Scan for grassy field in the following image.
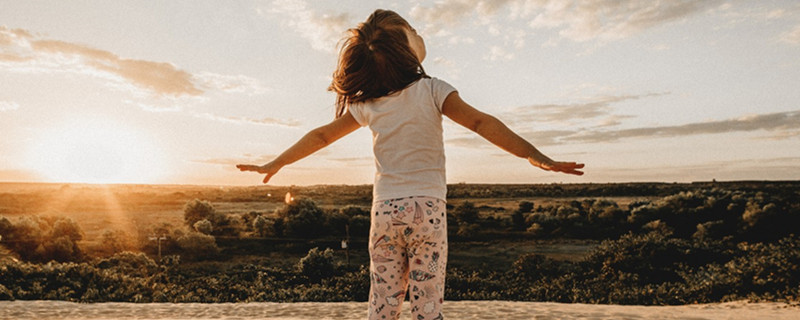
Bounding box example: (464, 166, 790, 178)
(3, 181, 799, 304)
(0, 182, 613, 266)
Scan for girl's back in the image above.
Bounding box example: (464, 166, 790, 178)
(349, 77, 456, 201)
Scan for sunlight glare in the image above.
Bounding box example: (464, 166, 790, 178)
(27, 118, 166, 184)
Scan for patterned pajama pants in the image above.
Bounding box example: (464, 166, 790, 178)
(368, 196, 447, 320)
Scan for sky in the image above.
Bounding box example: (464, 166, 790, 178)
(1, 0, 799, 186)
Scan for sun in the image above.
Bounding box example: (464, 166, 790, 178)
(27, 118, 167, 184)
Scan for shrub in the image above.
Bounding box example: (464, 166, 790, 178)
(518, 201, 534, 213)
(277, 199, 326, 238)
(176, 232, 218, 260)
(512, 253, 575, 281)
(193, 219, 213, 235)
(453, 201, 479, 225)
(252, 215, 275, 237)
(184, 199, 217, 226)
(94, 251, 160, 278)
(297, 247, 335, 282)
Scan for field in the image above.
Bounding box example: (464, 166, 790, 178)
(1, 181, 799, 304)
(0, 182, 632, 265)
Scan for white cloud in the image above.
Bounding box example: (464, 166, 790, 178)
(268, 0, 353, 52)
(527, 0, 716, 42)
(0, 100, 20, 111)
(123, 100, 184, 113)
(410, 0, 516, 34)
(779, 24, 800, 45)
(194, 72, 270, 95)
(411, 0, 719, 43)
(485, 46, 515, 61)
(194, 112, 301, 127)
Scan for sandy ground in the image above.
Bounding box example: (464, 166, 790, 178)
(0, 300, 798, 320)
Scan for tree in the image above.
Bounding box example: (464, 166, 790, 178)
(183, 199, 217, 227)
(252, 215, 275, 237)
(276, 199, 326, 238)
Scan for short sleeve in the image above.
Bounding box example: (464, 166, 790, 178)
(430, 77, 457, 113)
(347, 104, 368, 127)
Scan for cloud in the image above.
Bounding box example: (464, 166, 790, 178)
(1, 26, 267, 98)
(567, 110, 800, 144)
(447, 109, 800, 149)
(0, 100, 20, 112)
(0, 26, 203, 97)
(504, 93, 665, 126)
(447, 129, 574, 149)
(410, 0, 515, 33)
(268, 0, 353, 52)
(484, 46, 515, 61)
(123, 100, 185, 113)
(194, 112, 301, 127)
(779, 24, 800, 45)
(193, 72, 270, 95)
(411, 0, 719, 42)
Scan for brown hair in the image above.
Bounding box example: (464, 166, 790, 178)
(329, 9, 427, 118)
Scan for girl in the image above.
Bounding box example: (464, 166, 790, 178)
(237, 9, 584, 320)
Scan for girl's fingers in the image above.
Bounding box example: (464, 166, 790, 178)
(236, 164, 261, 172)
(551, 162, 585, 175)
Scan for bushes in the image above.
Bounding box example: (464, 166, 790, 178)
(0, 215, 85, 262)
(183, 199, 242, 237)
(520, 188, 798, 242)
(1, 234, 798, 304)
(296, 247, 336, 283)
(94, 251, 160, 278)
(176, 232, 219, 260)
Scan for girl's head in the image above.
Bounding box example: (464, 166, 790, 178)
(329, 9, 427, 118)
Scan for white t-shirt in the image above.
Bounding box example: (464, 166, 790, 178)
(348, 77, 457, 201)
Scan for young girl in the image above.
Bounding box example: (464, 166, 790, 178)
(238, 9, 583, 320)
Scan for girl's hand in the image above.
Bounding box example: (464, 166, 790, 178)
(529, 158, 585, 176)
(236, 162, 281, 184)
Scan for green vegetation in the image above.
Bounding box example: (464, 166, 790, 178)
(0, 181, 798, 304)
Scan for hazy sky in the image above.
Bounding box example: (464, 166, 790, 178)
(1, 0, 799, 186)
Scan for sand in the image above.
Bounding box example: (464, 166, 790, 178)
(0, 300, 797, 320)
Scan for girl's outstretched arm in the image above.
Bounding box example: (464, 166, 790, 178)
(236, 112, 361, 183)
(442, 92, 584, 176)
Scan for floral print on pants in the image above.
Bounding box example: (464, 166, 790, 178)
(368, 196, 447, 320)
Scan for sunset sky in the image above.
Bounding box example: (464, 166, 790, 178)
(1, 0, 799, 186)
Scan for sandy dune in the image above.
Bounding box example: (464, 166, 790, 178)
(0, 300, 797, 320)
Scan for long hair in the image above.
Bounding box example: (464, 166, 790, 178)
(329, 9, 427, 118)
